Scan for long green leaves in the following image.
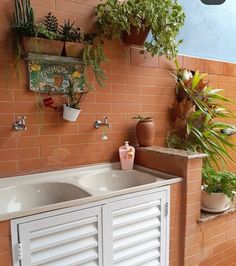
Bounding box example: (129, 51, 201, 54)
(167, 66, 236, 169)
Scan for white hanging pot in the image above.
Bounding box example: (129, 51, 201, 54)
(201, 189, 231, 213)
(63, 104, 81, 122)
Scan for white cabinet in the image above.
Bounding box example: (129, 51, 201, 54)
(12, 207, 103, 266)
(11, 187, 169, 266)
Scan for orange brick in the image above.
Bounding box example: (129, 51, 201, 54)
(0, 252, 12, 266)
(17, 136, 60, 148)
(0, 161, 18, 177)
(0, 221, 10, 237)
(183, 56, 205, 72)
(204, 59, 224, 75)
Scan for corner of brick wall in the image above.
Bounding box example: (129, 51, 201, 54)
(135, 147, 236, 266)
(0, 220, 12, 266)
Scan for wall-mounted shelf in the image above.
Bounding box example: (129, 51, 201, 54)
(25, 53, 83, 65)
(25, 53, 84, 94)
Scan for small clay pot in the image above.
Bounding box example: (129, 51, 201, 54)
(136, 118, 155, 147)
(123, 25, 150, 46)
(64, 42, 84, 58)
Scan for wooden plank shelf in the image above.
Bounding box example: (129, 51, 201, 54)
(25, 53, 83, 65)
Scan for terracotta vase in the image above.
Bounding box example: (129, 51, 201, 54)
(64, 42, 84, 58)
(21, 37, 64, 56)
(123, 25, 150, 46)
(136, 119, 155, 147)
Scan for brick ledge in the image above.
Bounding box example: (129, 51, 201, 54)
(198, 202, 236, 223)
(136, 146, 207, 160)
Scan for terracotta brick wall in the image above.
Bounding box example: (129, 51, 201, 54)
(1, 0, 236, 178)
(1, 1, 236, 264)
(136, 148, 236, 266)
(0, 221, 12, 266)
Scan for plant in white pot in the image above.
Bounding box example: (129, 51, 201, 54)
(201, 167, 236, 213)
(63, 78, 88, 122)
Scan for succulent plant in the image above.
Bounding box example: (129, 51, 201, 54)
(59, 19, 83, 42)
(43, 13, 59, 33)
(13, 0, 35, 37)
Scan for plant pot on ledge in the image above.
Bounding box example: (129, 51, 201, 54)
(201, 189, 231, 213)
(64, 42, 84, 58)
(21, 37, 64, 56)
(133, 115, 155, 147)
(63, 104, 81, 122)
(123, 26, 150, 46)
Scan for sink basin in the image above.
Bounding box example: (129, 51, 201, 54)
(0, 182, 90, 214)
(77, 169, 162, 192)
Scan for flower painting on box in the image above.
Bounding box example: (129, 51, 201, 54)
(28, 61, 85, 94)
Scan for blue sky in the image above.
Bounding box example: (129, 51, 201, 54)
(178, 0, 236, 63)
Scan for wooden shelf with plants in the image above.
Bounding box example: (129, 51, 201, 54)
(13, 0, 107, 122)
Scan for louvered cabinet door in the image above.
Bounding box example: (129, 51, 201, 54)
(103, 191, 169, 266)
(17, 206, 102, 266)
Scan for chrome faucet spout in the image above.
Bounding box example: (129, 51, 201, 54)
(13, 116, 27, 131)
(94, 117, 111, 129)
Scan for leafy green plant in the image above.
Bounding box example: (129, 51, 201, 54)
(13, 0, 35, 37)
(166, 62, 236, 168)
(65, 78, 87, 109)
(59, 19, 83, 42)
(95, 0, 185, 58)
(13, 1, 62, 41)
(132, 114, 153, 122)
(202, 167, 236, 200)
(82, 38, 107, 89)
(36, 13, 62, 40)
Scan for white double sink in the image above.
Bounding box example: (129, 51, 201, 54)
(0, 163, 181, 218)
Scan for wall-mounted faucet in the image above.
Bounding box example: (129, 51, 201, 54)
(13, 116, 27, 131)
(94, 117, 111, 129)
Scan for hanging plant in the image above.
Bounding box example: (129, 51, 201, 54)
(95, 0, 185, 58)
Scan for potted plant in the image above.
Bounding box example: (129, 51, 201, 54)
(63, 77, 88, 122)
(59, 19, 84, 58)
(133, 115, 155, 147)
(95, 0, 185, 58)
(13, 1, 64, 55)
(201, 167, 236, 212)
(166, 61, 236, 169)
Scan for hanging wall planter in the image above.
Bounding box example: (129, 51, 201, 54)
(122, 26, 150, 46)
(63, 104, 81, 122)
(64, 42, 84, 58)
(21, 37, 64, 56)
(95, 0, 185, 58)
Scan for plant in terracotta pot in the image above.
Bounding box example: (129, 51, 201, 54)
(95, 0, 185, 58)
(63, 77, 88, 122)
(133, 115, 155, 147)
(13, 1, 64, 55)
(59, 19, 85, 58)
(167, 62, 236, 213)
(201, 167, 236, 212)
(166, 62, 236, 169)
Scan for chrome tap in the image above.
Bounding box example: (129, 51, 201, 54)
(94, 117, 111, 129)
(13, 116, 27, 131)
